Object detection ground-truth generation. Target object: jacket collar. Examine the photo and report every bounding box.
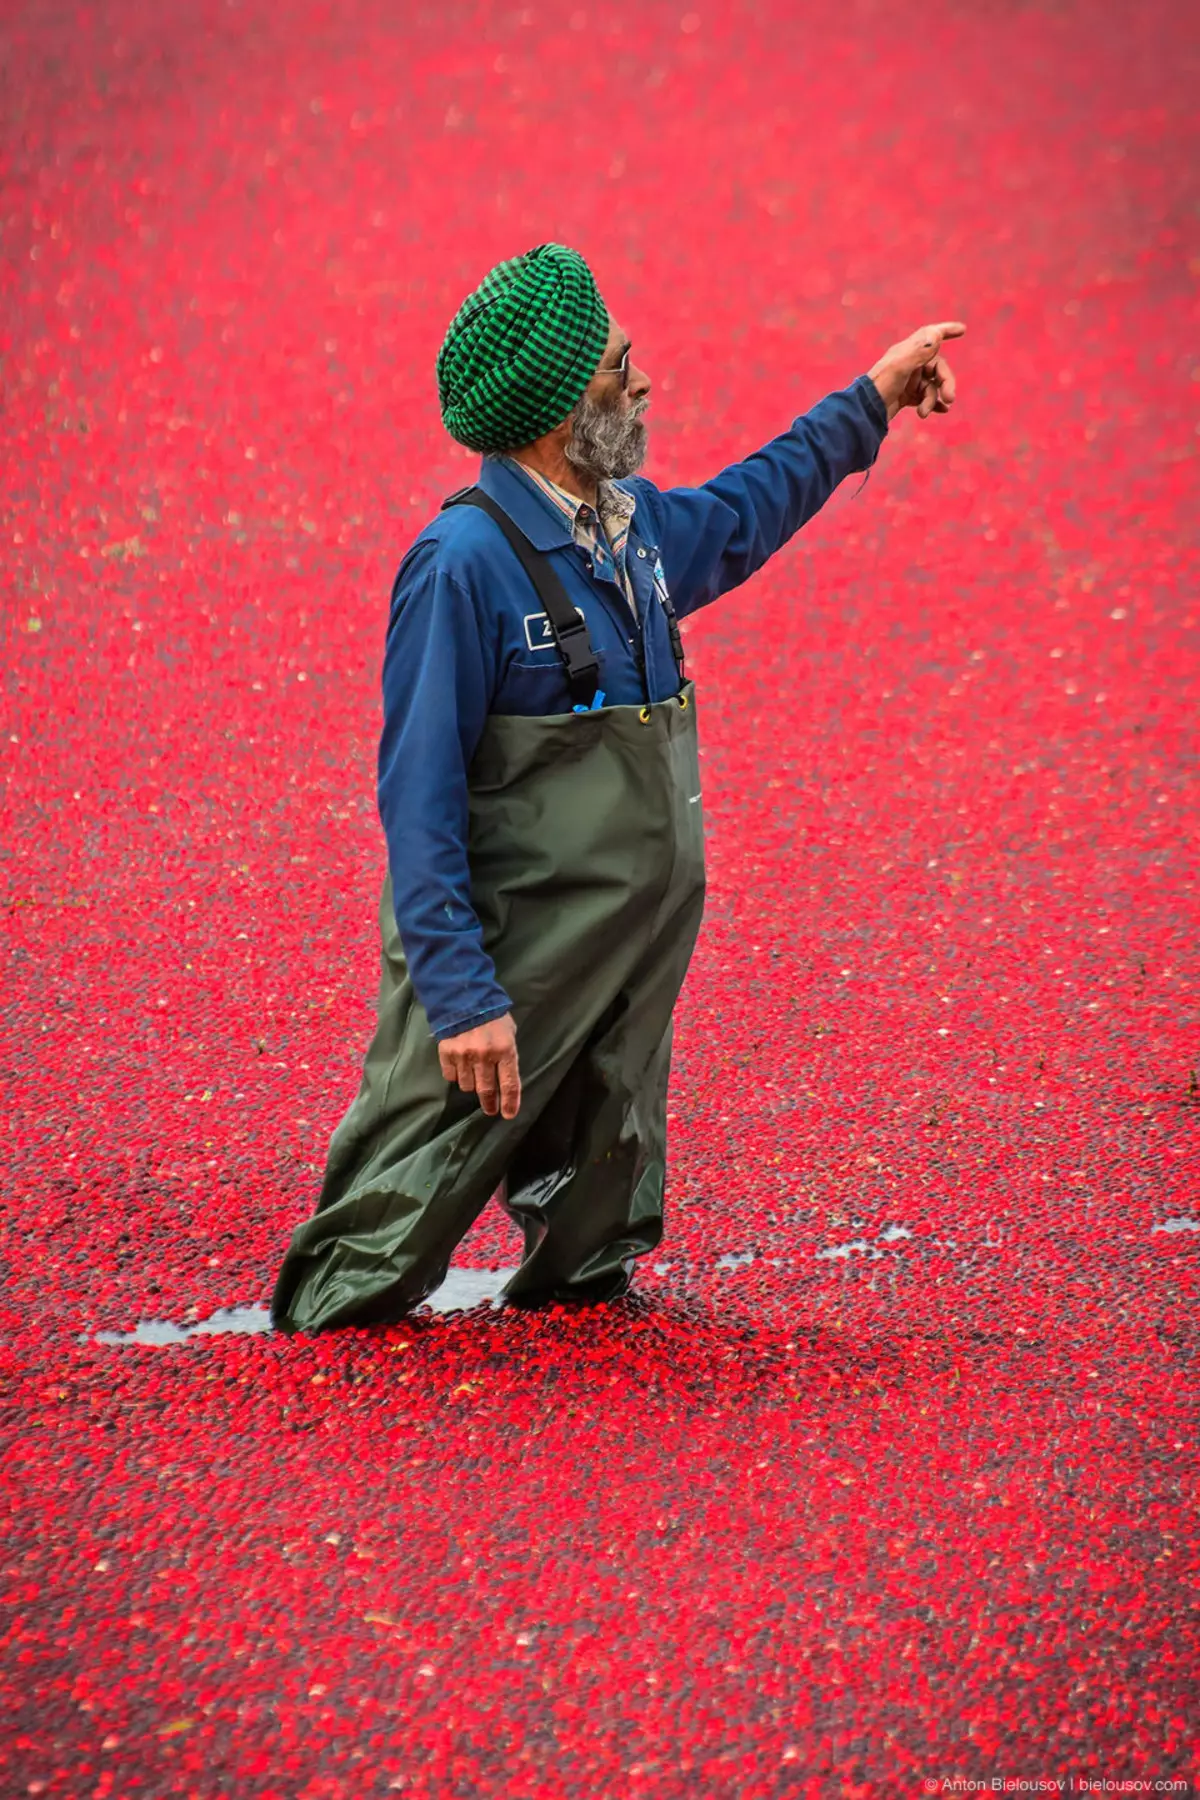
[475,454,640,554]
[475,455,577,552]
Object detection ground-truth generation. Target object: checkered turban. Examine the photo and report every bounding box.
[436,244,609,453]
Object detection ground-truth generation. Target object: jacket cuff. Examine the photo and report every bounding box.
[853,372,890,438]
[432,1001,512,1044]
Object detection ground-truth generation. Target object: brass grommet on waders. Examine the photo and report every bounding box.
[677,691,690,709]
[638,705,652,723]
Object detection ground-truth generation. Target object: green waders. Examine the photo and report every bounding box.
[269,681,706,1334]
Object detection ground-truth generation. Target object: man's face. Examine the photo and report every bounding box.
[564,316,652,482]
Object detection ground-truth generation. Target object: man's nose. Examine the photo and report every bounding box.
[628,361,651,402]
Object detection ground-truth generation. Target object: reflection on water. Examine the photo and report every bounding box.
[816,1224,912,1262]
[84,1214,1184,1346]
[420,1266,517,1311]
[815,1238,876,1262]
[85,1268,523,1346]
[91,1304,273,1346]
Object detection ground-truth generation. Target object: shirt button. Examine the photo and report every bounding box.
[636,547,647,558]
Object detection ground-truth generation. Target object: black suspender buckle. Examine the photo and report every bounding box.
[550,613,602,698]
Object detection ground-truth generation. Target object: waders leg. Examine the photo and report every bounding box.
[498,1012,675,1306]
[271,1023,528,1335]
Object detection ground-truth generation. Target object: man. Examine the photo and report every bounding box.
[270,243,963,1335]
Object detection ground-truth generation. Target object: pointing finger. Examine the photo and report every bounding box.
[907,321,966,368]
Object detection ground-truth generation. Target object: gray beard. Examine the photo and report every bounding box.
[563,393,649,482]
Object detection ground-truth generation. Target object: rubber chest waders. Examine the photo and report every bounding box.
[269,488,706,1334]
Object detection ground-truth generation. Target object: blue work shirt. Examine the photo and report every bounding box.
[378,373,889,1041]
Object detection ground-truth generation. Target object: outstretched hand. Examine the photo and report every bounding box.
[868,321,966,423]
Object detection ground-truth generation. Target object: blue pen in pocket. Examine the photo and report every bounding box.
[573,689,606,714]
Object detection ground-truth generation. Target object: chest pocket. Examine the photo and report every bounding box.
[499,610,605,716]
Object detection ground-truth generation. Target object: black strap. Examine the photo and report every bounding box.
[441,486,601,709]
[657,587,687,685]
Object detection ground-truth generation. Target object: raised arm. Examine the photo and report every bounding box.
[631,322,965,620]
[629,375,887,620]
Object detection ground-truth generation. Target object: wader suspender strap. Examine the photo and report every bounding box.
[441,485,601,710]
[440,484,687,702]
[658,587,687,686]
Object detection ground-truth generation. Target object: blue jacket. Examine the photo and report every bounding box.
[378,373,889,1041]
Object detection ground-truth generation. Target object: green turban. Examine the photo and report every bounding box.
[436,243,609,454]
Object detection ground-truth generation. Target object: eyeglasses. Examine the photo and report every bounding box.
[594,345,631,391]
